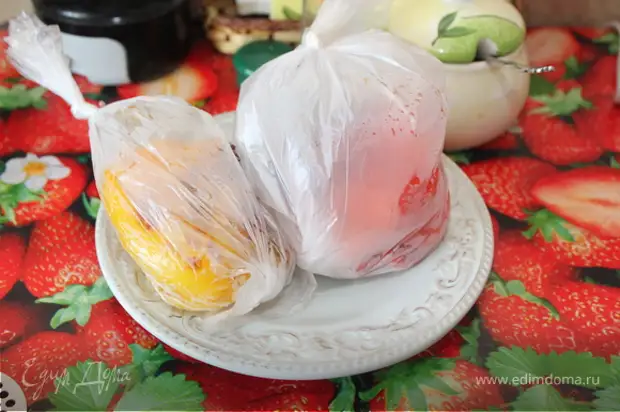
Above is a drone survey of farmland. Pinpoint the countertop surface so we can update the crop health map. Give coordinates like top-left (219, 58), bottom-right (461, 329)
top-left (0, 20), bottom-right (619, 412)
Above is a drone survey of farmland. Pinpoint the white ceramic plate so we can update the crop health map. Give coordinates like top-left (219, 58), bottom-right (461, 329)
top-left (96, 112), bottom-right (494, 380)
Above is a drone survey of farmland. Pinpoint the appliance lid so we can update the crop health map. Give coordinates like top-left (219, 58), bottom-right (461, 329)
top-left (33, 0), bottom-right (189, 26)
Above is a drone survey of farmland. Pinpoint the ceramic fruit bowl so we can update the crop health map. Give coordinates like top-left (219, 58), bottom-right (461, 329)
top-left (444, 45), bottom-right (530, 150)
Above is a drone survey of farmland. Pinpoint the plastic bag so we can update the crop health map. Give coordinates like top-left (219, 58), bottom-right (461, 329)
top-left (6, 13), bottom-right (307, 322)
top-left (234, 0), bottom-right (451, 279)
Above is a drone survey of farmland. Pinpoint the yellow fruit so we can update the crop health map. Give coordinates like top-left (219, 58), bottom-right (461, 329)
top-left (101, 139), bottom-right (256, 312)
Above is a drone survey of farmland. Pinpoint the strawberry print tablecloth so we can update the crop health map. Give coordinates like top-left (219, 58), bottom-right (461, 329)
top-left (1, 24), bottom-right (619, 412)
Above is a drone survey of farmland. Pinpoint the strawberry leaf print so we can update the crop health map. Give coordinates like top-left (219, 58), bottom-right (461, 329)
top-left (547, 351), bottom-right (615, 389)
top-left (82, 193), bottom-right (101, 220)
top-left (609, 356), bottom-right (620, 384)
top-left (0, 181), bottom-right (45, 225)
top-left (529, 74), bottom-right (555, 97)
top-left (2, 77), bottom-right (22, 85)
top-left (457, 318), bottom-right (481, 365)
top-left (488, 272), bottom-right (560, 319)
top-left (76, 154), bottom-right (92, 165)
top-left (83, 92), bottom-right (104, 101)
top-left (594, 385), bottom-right (620, 411)
top-left (593, 32), bottom-right (620, 55)
top-left (37, 276), bottom-right (113, 328)
top-left (512, 384), bottom-right (591, 411)
top-left (563, 56), bottom-right (589, 80)
top-left (118, 344), bottom-right (174, 390)
top-left (523, 209), bottom-right (576, 243)
top-left (433, 12), bottom-right (476, 45)
top-left (0, 85), bottom-right (47, 111)
top-left (611, 156), bottom-right (620, 169)
top-left (359, 358), bottom-right (458, 410)
top-left (329, 377), bottom-right (356, 412)
top-left (49, 361), bottom-right (120, 411)
top-left (486, 346), bottom-right (549, 383)
top-left (114, 372), bottom-right (204, 411)
top-left (530, 87), bottom-right (593, 117)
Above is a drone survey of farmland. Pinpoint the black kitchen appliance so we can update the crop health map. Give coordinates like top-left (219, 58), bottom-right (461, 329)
top-left (32, 0), bottom-right (200, 85)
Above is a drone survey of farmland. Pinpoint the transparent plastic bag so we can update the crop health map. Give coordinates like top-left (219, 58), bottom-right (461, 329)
top-left (234, 0), bottom-right (451, 279)
top-left (6, 13), bottom-right (308, 322)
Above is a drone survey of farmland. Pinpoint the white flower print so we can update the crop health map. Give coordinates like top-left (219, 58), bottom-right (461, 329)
top-left (0, 154), bottom-right (70, 191)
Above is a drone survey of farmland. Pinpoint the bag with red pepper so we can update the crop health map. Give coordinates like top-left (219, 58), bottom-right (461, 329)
top-left (234, 0), bottom-right (451, 279)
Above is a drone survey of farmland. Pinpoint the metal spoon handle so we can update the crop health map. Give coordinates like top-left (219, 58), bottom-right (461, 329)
top-left (487, 57), bottom-right (555, 74)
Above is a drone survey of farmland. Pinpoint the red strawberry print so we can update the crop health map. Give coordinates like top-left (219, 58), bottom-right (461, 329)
top-left (73, 74), bottom-right (103, 96)
top-left (581, 55), bottom-right (617, 99)
top-left (477, 230), bottom-right (585, 354)
top-left (177, 363), bottom-right (346, 411)
top-left (577, 43), bottom-right (603, 64)
top-left (547, 281), bottom-right (620, 360)
top-left (414, 329), bottom-right (464, 360)
top-left (461, 157), bottom-right (556, 220)
top-left (531, 166), bottom-right (620, 238)
top-left (493, 230), bottom-right (578, 297)
top-left (0, 119), bottom-right (13, 157)
top-left (360, 358), bottom-right (504, 411)
top-left (0, 155), bottom-right (87, 227)
top-left (520, 80), bottom-right (603, 165)
top-left (192, 43), bottom-right (238, 114)
top-left (117, 43), bottom-right (218, 103)
top-left (75, 299), bottom-right (158, 367)
top-left (85, 180), bottom-right (99, 198)
top-left (26, 210), bottom-right (93, 252)
top-left (202, 88), bottom-right (239, 115)
top-left (525, 209), bottom-right (620, 269)
top-left (574, 95), bottom-right (620, 151)
top-left (22, 211), bottom-right (100, 297)
top-left (0, 231), bottom-right (26, 299)
top-left (0, 331), bottom-right (87, 405)
top-left (200, 42), bottom-right (238, 93)
top-left (491, 214), bottom-right (499, 240)
top-left (572, 27), bottom-right (613, 41)
top-left (525, 27), bottom-right (582, 82)
top-left (164, 344), bottom-right (201, 364)
top-left (6, 94), bottom-right (96, 155)
top-left (478, 131), bottom-right (519, 150)
top-left (0, 28), bottom-right (20, 78)
top-left (478, 273), bottom-right (587, 355)
top-left (0, 301), bottom-right (47, 349)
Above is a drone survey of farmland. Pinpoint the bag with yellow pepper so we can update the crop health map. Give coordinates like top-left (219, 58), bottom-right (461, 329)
top-left (6, 13), bottom-right (310, 324)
